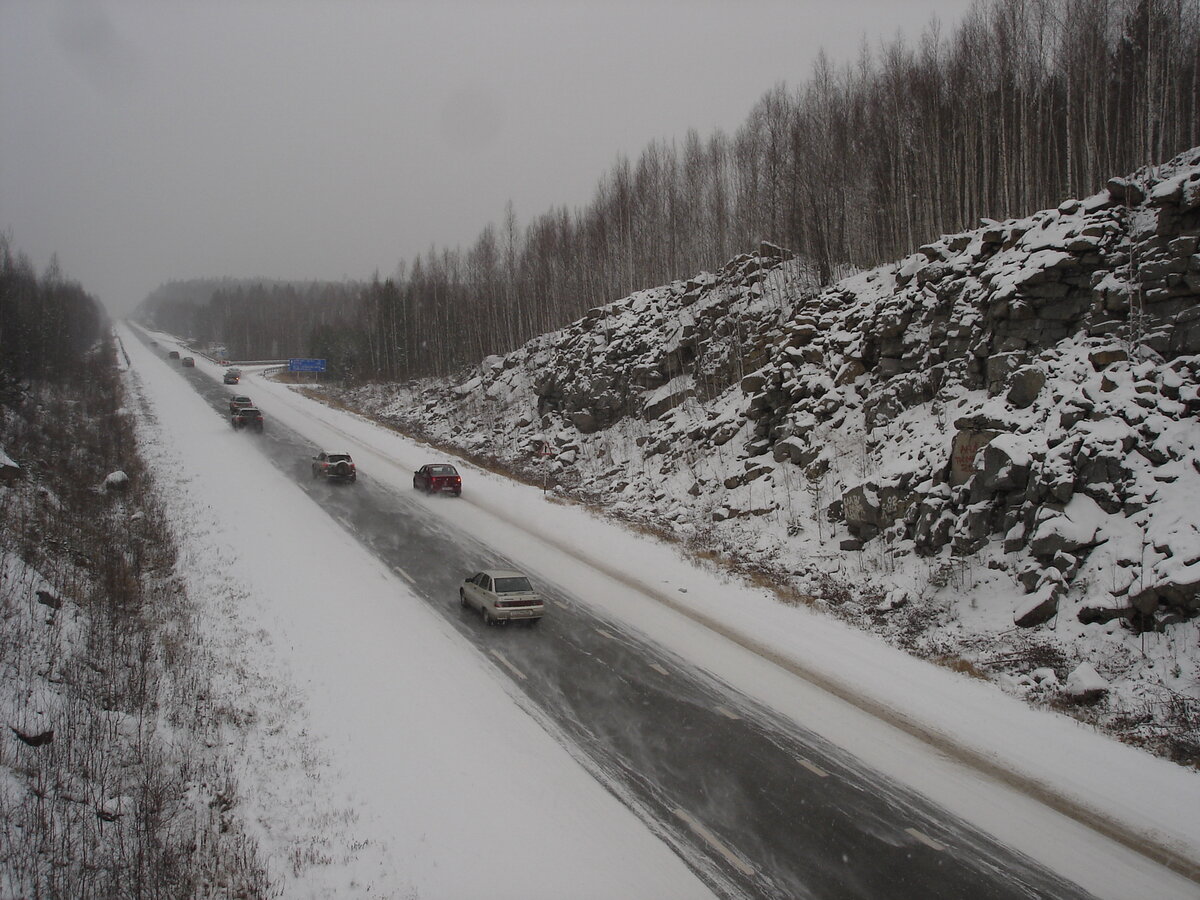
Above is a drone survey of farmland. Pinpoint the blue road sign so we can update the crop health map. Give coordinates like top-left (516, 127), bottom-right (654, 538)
top-left (288, 358), bottom-right (327, 372)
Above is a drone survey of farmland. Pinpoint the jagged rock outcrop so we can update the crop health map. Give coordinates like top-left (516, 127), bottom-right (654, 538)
top-left (525, 241), bottom-right (799, 433)
top-left (738, 148), bottom-right (1200, 630)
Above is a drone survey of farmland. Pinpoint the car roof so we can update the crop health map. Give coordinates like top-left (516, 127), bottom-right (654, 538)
top-left (320, 450), bottom-right (352, 456)
top-left (480, 569), bottom-right (528, 580)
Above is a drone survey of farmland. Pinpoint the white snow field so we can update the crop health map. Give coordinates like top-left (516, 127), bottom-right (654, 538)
top-left (121, 324), bottom-right (1198, 900)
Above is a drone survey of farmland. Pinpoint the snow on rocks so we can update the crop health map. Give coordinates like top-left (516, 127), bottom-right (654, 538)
top-left (0, 444), bottom-right (20, 482)
top-left (102, 470), bottom-right (130, 492)
top-left (1064, 661), bottom-right (1110, 699)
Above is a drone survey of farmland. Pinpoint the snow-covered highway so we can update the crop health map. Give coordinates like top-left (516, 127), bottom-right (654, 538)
top-left (119, 324), bottom-right (1199, 899)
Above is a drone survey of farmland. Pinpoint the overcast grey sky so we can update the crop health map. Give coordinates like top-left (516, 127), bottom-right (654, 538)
top-left (1, 0), bottom-right (976, 315)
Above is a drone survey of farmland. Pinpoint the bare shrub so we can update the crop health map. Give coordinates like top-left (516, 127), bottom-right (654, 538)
top-left (0, 334), bottom-right (273, 897)
top-left (930, 654), bottom-right (989, 681)
top-left (1104, 688), bottom-right (1200, 770)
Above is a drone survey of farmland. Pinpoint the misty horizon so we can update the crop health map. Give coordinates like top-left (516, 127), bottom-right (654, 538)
top-left (1, 0), bottom-right (974, 315)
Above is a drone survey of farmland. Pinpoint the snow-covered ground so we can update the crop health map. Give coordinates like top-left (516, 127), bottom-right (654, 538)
top-left (122, 324), bottom-right (1199, 899)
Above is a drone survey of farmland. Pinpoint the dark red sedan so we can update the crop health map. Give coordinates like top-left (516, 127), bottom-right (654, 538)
top-left (413, 463), bottom-right (462, 496)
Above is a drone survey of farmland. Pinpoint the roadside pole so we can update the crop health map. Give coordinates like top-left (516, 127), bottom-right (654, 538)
top-left (540, 443), bottom-right (555, 495)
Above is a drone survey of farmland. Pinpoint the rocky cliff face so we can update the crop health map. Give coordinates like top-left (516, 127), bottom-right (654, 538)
top-left (330, 147), bottom-right (1200, 764)
top-left (748, 149), bottom-right (1200, 631)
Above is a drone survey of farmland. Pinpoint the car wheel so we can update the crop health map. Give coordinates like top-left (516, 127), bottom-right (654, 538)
top-left (413, 478), bottom-right (419, 490)
top-left (459, 589), bottom-right (468, 609)
top-left (482, 606), bottom-right (494, 626)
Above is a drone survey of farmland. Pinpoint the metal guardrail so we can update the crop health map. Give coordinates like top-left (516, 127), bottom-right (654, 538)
top-left (219, 359), bottom-right (289, 366)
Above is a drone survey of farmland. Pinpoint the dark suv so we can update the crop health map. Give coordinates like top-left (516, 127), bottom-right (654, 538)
top-left (231, 407), bottom-right (263, 432)
top-left (312, 451), bottom-right (356, 483)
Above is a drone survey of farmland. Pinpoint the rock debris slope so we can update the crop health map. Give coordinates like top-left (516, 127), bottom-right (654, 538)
top-left (332, 148), bottom-right (1200, 764)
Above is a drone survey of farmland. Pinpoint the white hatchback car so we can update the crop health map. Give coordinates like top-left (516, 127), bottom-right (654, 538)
top-left (460, 569), bottom-right (545, 625)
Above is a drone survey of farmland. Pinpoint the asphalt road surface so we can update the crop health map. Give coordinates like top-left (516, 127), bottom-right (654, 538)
top-left (157, 347), bottom-right (1093, 900)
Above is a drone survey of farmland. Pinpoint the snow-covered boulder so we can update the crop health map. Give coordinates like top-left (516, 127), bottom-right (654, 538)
top-left (1064, 662), bottom-right (1110, 699)
top-left (103, 470), bottom-right (130, 492)
top-left (0, 445), bottom-right (20, 482)
top-left (1014, 580), bottom-right (1062, 628)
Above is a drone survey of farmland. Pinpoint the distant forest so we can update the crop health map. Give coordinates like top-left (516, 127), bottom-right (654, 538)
top-left (139, 0), bottom-right (1200, 381)
top-left (0, 235), bottom-right (105, 393)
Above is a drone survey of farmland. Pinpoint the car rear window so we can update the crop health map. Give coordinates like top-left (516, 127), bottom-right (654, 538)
top-left (430, 465), bottom-right (458, 475)
top-left (494, 576), bottom-right (532, 593)
top-left (328, 454), bottom-right (351, 463)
